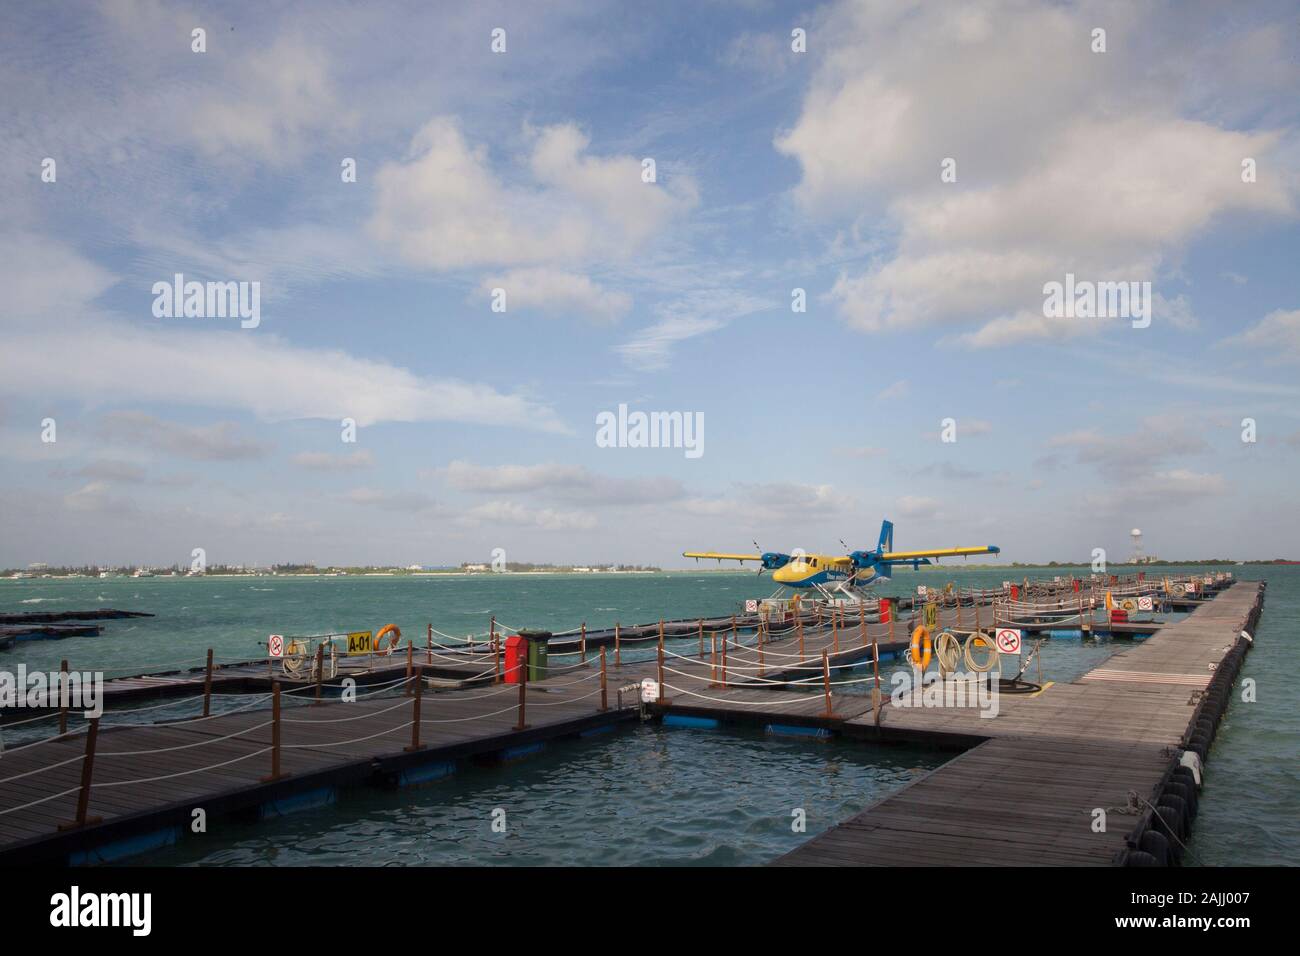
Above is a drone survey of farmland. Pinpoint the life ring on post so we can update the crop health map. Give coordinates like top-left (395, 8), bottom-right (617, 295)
top-left (373, 624), bottom-right (401, 656)
top-left (909, 625), bottom-right (932, 670)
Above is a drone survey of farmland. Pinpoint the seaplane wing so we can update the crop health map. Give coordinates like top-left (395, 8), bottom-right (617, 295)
top-left (682, 552), bottom-right (764, 563)
top-left (880, 545), bottom-right (1000, 562)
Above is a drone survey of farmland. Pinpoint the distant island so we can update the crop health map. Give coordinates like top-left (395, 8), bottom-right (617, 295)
top-left (1, 562), bottom-right (664, 579)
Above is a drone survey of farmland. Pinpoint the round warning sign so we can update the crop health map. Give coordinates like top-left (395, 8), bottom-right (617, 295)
top-left (994, 628), bottom-right (1022, 654)
top-left (745, 600), bottom-right (758, 613)
top-left (268, 634), bottom-right (284, 658)
top-left (1138, 596), bottom-right (1153, 611)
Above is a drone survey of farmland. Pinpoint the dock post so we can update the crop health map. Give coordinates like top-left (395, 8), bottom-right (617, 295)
top-left (405, 641), bottom-right (414, 696)
top-left (428, 622), bottom-right (433, 665)
top-left (599, 646), bottom-right (608, 712)
top-left (58, 716), bottom-right (102, 831)
top-left (615, 623), bottom-right (621, 668)
top-left (656, 637), bottom-right (666, 704)
top-left (581, 622), bottom-right (587, 663)
top-left (405, 665), bottom-right (424, 752)
top-left (709, 634), bottom-right (718, 687)
top-left (59, 659), bottom-right (69, 735)
top-left (859, 612), bottom-right (867, 648)
top-left (823, 651), bottom-right (833, 718)
top-left (313, 644), bottom-right (323, 706)
top-left (721, 632), bottom-right (728, 689)
top-left (261, 683), bottom-right (283, 782)
top-left (872, 639), bottom-right (881, 727)
top-left (203, 648), bottom-right (214, 717)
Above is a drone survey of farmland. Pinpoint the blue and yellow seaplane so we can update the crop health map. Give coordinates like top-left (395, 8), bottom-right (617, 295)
top-left (684, 520), bottom-right (1000, 600)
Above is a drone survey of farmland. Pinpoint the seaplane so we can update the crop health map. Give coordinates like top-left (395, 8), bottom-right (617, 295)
top-left (684, 520), bottom-right (1000, 603)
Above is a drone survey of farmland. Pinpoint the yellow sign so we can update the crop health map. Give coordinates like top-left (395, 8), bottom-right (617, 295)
top-left (346, 630), bottom-right (374, 655)
top-left (923, 602), bottom-right (938, 630)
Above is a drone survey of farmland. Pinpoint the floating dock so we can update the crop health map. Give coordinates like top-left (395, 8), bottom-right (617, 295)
top-left (0, 573), bottom-right (1249, 866)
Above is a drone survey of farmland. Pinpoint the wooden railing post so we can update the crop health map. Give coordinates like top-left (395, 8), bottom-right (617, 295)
top-left (721, 632), bottom-right (728, 689)
top-left (580, 622), bottom-right (587, 663)
top-left (405, 640), bottom-right (414, 696)
top-left (823, 650), bottom-right (833, 718)
top-left (313, 644), bottom-right (324, 706)
top-left (709, 634), bottom-right (718, 687)
top-left (261, 682), bottom-right (283, 782)
top-left (832, 610), bottom-right (840, 653)
top-left (797, 615), bottom-right (805, 661)
top-left (58, 717), bottom-right (102, 830)
top-left (59, 659), bottom-right (69, 735)
top-left (599, 646), bottom-right (608, 712)
top-left (656, 636), bottom-right (666, 703)
top-left (872, 638), bottom-right (881, 725)
top-left (405, 666), bottom-right (424, 751)
top-left (202, 648), bottom-right (214, 717)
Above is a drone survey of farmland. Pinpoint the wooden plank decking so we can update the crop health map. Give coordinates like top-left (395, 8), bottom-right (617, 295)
top-left (771, 580), bottom-right (1263, 865)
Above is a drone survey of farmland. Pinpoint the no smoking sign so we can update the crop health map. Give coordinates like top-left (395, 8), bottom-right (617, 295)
top-left (268, 634), bottom-right (284, 658)
top-left (995, 628), bottom-right (1022, 654)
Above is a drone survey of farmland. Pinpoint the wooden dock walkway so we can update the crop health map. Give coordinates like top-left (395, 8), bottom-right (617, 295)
top-left (769, 580), bottom-right (1264, 865)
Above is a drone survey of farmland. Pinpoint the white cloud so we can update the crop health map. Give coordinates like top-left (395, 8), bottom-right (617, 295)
top-left (100, 412), bottom-right (270, 461)
top-left (369, 117), bottom-right (697, 271)
top-left (1222, 308), bottom-right (1300, 360)
top-left (440, 461), bottom-right (684, 505)
top-left (0, 234), bottom-right (568, 433)
top-left (875, 379), bottom-right (909, 401)
top-left (479, 268), bottom-right (631, 323)
top-left (292, 450), bottom-right (375, 472)
top-left (460, 500), bottom-right (598, 531)
top-left (346, 487), bottom-right (437, 513)
top-left (617, 288), bottom-right (771, 370)
top-left (778, 0), bottom-right (1298, 345)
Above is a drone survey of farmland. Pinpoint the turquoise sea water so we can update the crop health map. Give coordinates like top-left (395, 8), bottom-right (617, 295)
top-left (1, 565), bottom-right (1294, 866)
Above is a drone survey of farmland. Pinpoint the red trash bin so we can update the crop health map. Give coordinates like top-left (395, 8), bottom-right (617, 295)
top-left (504, 635), bottom-right (527, 684)
top-left (878, 598), bottom-right (891, 623)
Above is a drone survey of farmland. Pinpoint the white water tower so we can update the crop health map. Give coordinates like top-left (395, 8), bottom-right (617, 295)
top-left (1131, 528), bottom-right (1143, 564)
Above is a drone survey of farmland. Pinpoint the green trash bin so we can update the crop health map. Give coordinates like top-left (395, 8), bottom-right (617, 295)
top-left (520, 629), bottom-right (552, 682)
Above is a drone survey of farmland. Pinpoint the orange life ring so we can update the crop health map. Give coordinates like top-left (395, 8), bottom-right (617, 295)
top-left (909, 625), bottom-right (932, 670)
top-left (374, 624), bottom-right (401, 656)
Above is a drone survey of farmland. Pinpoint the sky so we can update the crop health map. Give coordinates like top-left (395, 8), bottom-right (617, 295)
top-left (1, 0), bottom-right (1298, 569)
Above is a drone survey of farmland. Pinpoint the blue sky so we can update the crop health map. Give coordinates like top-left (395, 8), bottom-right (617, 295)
top-left (1, 0), bottom-right (1298, 568)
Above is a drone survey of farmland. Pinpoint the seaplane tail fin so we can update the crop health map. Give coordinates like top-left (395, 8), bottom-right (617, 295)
top-left (877, 520), bottom-right (894, 554)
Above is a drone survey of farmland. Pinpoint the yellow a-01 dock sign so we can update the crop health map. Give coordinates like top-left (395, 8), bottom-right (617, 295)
top-left (346, 630), bottom-right (375, 655)
top-left (923, 602), bottom-right (938, 630)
